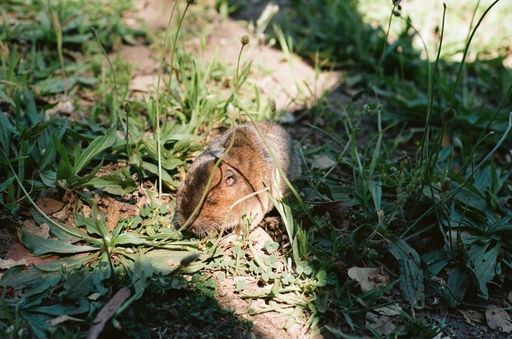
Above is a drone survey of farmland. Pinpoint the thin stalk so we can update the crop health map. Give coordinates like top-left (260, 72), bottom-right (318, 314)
top-left (235, 35), bottom-right (249, 98)
top-left (485, 80), bottom-right (512, 131)
top-left (448, 0), bottom-right (500, 109)
top-left (48, 5), bottom-right (67, 98)
top-left (419, 4), bottom-right (446, 173)
top-left (363, 3), bottom-right (397, 104)
top-left (91, 28), bottom-right (122, 131)
top-left (155, 1), bottom-right (193, 201)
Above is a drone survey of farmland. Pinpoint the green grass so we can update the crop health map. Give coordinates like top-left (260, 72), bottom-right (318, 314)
top-left (1, 0), bottom-right (511, 337)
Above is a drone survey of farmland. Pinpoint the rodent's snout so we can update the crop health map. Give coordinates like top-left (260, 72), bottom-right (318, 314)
top-left (185, 222), bottom-right (214, 238)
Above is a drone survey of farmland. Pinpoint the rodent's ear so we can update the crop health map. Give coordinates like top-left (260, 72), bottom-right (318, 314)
top-left (208, 146), bottom-right (225, 159)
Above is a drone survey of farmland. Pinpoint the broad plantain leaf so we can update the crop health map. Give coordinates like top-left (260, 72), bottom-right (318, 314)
top-left (444, 266), bottom-right (470, 307)
top-left (464, 240), bottom-right (500, 299)
top-left (389, 239), bottom-right (425, 308)
top-left (114, 232), bottom-right (148, 246)
top-left (20, 229), bottom-right (98, 255)
top-left (74, 127), bottom-right (117, 174)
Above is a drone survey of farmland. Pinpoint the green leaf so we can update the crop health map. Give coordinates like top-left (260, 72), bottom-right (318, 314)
top-left (36, 254), bottom-right (97, 272)
top-left (39, 170), bottom-right (57, 187)
top-left (0, 89), bottom-right (16, 108)
top-left (389, 239), bottom-right (425, 308)
top-left (30, 301), bottom-right (90, 316)
top-left (142, 249), bottom-right (199, 274)
top-left (30, 208), bottom-right (85, 243)
top-left (63, 269), bottom-right (97, 299)
top-left (0, 176), bottom-right (15, 192)
top-left (55, 136), bottom-right (75, 187)
top-left (444, 266), bottom-right (469, 307)
top-left (20, 229), bottom-right (98, 255)
top-left (141, 140), bottom-right (184, 170)
top-left (1, 266), bottom-right (59, 293)
top-left (422, 249), bottom-right (449, 277)
top-left (114, 232), bottom-right (147, 246)
top-left (75, 212), bottom-right (109, 238)
top-left (88, 168), bottom-right (137, 195)
top-left (0, 112), bottom-right (14, 150)
top-left (142, 161), bottom-right (176, 184)
top-left (36, 77), bottom-right (77, 95)
top-left (74, 127), bottom-right (117, 174)
top-left (464, 240), bottom-right (500, 299)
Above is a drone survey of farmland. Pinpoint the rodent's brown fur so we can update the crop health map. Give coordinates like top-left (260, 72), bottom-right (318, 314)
top-left (174, 122), bottom-right (301, 237)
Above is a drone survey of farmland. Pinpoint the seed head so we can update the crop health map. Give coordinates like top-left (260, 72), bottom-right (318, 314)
top-left (241, 35), bottom-right (250, 46)
top-left (187, 0), bottom-right (195, 5)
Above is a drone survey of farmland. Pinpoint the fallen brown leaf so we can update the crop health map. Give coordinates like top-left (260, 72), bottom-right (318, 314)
top-left (87, 287), bottom-right (131, 339)
top-left (5, 242), bottom-right (57, 266)
top-left (460, 309), bottom-right (484, 326)
top-left (366, 312), bottom-right (396, 336)
top-left (22, 220), bottom-right (49, 239)
top-left (105, 199), bottom-right (120, 231)
top-left (486, 305), bottom-right (512, 334)
top-left (0, 258), bottom-right (27, 269)
top-left (36, 196), bottom-right (65, 215)
top-left (375, 304), bottom-right (403, 316)
top-left (311, 155), bottom-right (336, 170)
top-left (49, 315), bottom-right (83, 326)
top-left (348, 267), bottom-right (388, 292)
top-left (129, 74), bottom-right (166, 93)
top-left (45, 99), bottom-right (75, 117)
top-left (249, 227), bottom-right (273, 256)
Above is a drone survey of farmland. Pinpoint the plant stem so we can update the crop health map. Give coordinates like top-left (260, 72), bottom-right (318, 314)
top-left (155, 2), bottom-right (192, 201)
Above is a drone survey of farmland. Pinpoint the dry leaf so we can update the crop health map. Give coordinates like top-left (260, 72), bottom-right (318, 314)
top-left (0, 40), bottom-right (9, 61)
top-left (460, 309), bottom-right (484, 325)
top-left (105, 199), bottom-right (120, 231)
top-left (49, 315), bottom-right (83, 326)
top-left (280, 111), bottom-right (297, 124)
top-left (311, 155), bottom-right (336, 170)
top-left (486, 305), bottom-right (512, 333)
top-left (348, 267), bottom-right (388, 292)
top-left (129, 74), bottom-right (165, 93)
top-left (366, 312), bottom-right (396, 336)
top-left (36, 196), bottom-right (65, 215)
top-left (249, 227), bottom-right (273, 256)
top-left (46, 99), bottom-right (75, 116)
top-left (0, 258), bottom-right (28, 269)
top-left (22, 220), bottom-right (50, 238)
top-left (5, 242), bottom-right (57, 266)
top-left (52, 206), bottom-right (70, 221)
top-left (375, 303), bottom-right (403, 316)
top-left (88, 292), bottom-right (102, 301)
top-left (87, 287), bottom-right (131, 339)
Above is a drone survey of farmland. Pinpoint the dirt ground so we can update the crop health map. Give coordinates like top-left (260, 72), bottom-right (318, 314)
top-left (2, 0), bottom-right (511, 338)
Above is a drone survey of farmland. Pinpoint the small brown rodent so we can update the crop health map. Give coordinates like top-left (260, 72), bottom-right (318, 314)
top-left (174, 122), bottom-right (301, 237)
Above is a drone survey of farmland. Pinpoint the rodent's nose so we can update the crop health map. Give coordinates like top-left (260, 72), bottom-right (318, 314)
top-left (186, 223), bottom-right (211, 238)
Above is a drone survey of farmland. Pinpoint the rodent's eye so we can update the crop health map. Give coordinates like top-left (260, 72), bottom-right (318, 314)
top-left (225, 170), bottom-right (237, 187)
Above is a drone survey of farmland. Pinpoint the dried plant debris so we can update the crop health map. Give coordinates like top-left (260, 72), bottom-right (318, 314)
top-left (486, 306), bottom-right (512, 334)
